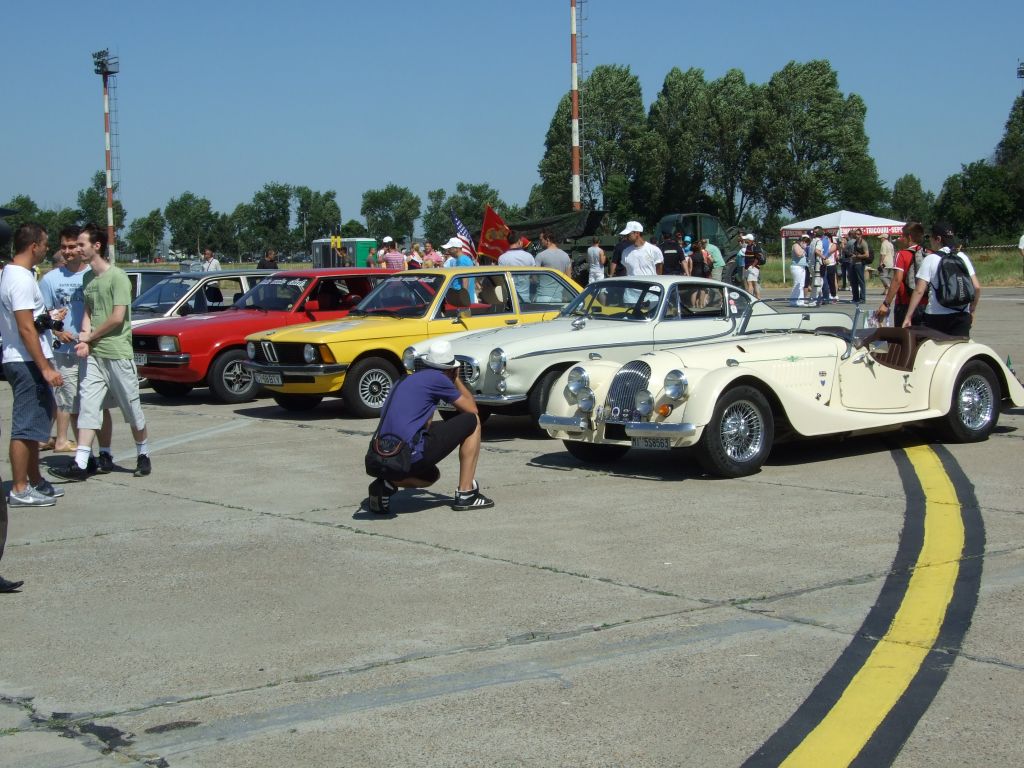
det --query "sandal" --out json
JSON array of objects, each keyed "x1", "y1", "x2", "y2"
[
  {"x1": 39, "y1": 439, "x2": 56, "y2": 451},
  {"x1": 54, "y1": 443, "x2": 78, "y2": 453}
]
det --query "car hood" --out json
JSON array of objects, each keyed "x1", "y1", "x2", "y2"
[
  {"x1": 131, "y1": 309, "x2": 295, "y2": 338},
  {"x1": 249, "y1": 314, "x2": 427, "y2": 343},
  {"x1": 643, "y1": 333, "x2": 845, "y2": 374},
  {"x1": 413, "y1": 316, "x2": 655, "y2": 359}
]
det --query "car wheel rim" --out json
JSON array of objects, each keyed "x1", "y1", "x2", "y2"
[
  {"x1": 359, "y1": 369, "x2": 392, "y2": 408},
  {"x1": 720, "y1": 400, "x2": 764, "y2": 462},
  {"x1": 957, "y1": 374, "x2": 994, "y2": 431},
  {"x1": 223, "y1": 361, "x2": 253, "y2": 394}
]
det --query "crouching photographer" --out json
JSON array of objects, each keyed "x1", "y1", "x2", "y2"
[{"x1": 0, "y1": 222, "x2": 65, "y2": 510}]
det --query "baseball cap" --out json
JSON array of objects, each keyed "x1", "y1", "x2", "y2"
[
  {"x1": 683, "y1": 235, "x2": 692, "y2": 243},
  {"x1": 382, "y1": 236, "x2": 394, "y2": 244},
  {"x1": 421, "y1": 340, "x2": 459, "y2": 370},
  {"x1": 742, "y1": 234, "x2": 755, "y2": 242},
  {"x1": 441, "y1": 237, "x2": 463, "y2": 250},
  {"x1": 619, "y1": 221, "x2": 643, "y2": 235}
]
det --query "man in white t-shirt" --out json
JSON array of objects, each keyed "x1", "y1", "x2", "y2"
[
  {"x1": 902, "y1": 222, "x2": 980, "y2": 337},
  {"x1": 0, "y1": 223, "x2": 65, "y2": 508},
  {"x1": 620, "y1": 221, "x2": 663, "y2": 276},
  {"x1": 201, "y1": 247, "x2": 221, "y2": 272}
]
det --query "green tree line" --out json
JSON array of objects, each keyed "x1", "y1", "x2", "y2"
[{"x1": 5, "y1": 62, "x2": 1022, "y2": 260}]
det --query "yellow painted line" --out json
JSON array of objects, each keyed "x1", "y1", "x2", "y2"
[{"x1": 780, "y1": 445, "x2": 963, "y2": 767}]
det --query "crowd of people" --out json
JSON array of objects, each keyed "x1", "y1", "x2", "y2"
[{"x1": 1, "y1": 222, "x2": 153, "y2": 591}]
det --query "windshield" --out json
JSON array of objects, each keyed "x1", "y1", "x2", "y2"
[
  {"x1": 234, "y1": 276, "x2": 310, "y2": 311},
  {"x1": 738, "y1": 300, "x2": 857, "y2": 337},
  {"x1": 132, "y1": 276, "x2": 199, "y2": 314},
  {"x1": 353, "y1": 274, "x2": 445, "y2": 318},
  {"x1": 559, "y1": 281, "x2": 665, "y2": 321}
]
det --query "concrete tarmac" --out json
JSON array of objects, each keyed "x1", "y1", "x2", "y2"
[{"x1": 1, "y1": 287, "x2": 1022, "y2": 767}]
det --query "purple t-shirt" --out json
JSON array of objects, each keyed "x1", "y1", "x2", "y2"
[{"x1": 378, "y1": 369, "x2": 461, "y2": 461}]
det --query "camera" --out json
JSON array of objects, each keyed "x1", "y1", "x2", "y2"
[{"x1": 34, "y1": 313, "x2": 64, "y2": 333}]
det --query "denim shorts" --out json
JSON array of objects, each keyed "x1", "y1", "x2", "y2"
[{"x1": 3, "y1": 361, "x2": 56, "y2": 442}]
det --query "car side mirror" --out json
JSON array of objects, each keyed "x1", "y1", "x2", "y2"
[
  {"x1": 452, "y1": 307, "x2": 471, "y2": 324},
  {"x1": 305, "y1": 299, "x2": 320, "y2": 313}
]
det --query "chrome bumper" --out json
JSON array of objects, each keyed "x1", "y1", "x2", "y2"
[
  {"x1": 624, "y1": 421, "x2": 697, "y2": 438},
  {"x1": 241, "y1": 360, "x2": 349, "y2": 376},
  {"x1": 538, "y1": 413, "x2": 589, "y2": 432},
  {"x1": 474, "y1": 393, "x2": 528, "y2": 405},
  {"x1": 139, "y1": 354, "x2": 190, "y2": 368}
]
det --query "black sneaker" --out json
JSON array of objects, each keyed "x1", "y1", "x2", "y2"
[
  {"x1": 452, "y1": 481, "x2": 494, "y2": 511},
  {"x1": 367, "y1": 478, "x2": 395, "y2": 515},
  {"x1": 49, "y1": 462, "x2": 90, "y2": 483},
  {"x1": 86, "y1": 454, "x2": 98, "y2": 474},
  {"x1": 134, "y1": 454, "x2": 152, "y2": 477},
  {"x1": 96, "y1": 453, "x2": 114, "y2": 474}
]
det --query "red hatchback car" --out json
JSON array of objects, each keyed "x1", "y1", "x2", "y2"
[{"x1": 132, "y1": 268, "x2": 389, "y2": 403}]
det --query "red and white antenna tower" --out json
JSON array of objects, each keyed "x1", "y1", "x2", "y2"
[
  {"x1": 92, "y1": 49, "x2": 120, "y2": 262},
  {"x1": 570, "y1": 0, "x2": 582, "y2": 211}
]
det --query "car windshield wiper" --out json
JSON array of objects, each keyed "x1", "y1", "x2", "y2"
[
  {"x1": 131, "y1": 304, "x2": 160, "y2": 313},
  {"x1": 363, "y1": 308, "x2": 403, "y2": 317}
]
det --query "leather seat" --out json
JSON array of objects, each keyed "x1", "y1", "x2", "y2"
[{"x1": 868, "y1": 327, "x2": 917, "y2": 371}]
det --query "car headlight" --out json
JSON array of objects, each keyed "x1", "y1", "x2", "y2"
[
  {"x1": 567, "y1": 366, "x2": 589, "y2": 395},
  {"x1": 402, "y1": 347, "x2": 417, "y2": 373},
  {"x1": 664, "y1": 369, "x2": 689, "y2": 400},
  {"x1": 577, "y1": 387, "x2": 596, "y2": 413},
  {"x1": 635, "y1": 389, "x2": 653, "y2": 416},
  {"x1": 157, "y1": 336, "x2": 179, "y2": 353},
  {"x1": 246, "y1": 341, "x2": 256, "y2": 360},
  {"x1": 303, "y1": 344, "x2": 318, "y2": 364},
  {"x1": 488, "y1": 348, "x2": 507, "y2": 375}
]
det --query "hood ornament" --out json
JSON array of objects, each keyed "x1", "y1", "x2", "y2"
[{"x1": 571, "y1": 316, "x2": 587, "y2": 330}]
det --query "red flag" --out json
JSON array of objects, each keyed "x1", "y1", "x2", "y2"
[{"x1": 477, "y1": 205, "x2": 511, "y2": 260}]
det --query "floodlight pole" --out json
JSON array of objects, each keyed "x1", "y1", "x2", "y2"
[
  {"x1": 570, "y1": 0, "x2": 581, "y2": 211},
  {"x1": 92, "y1": 50, "x2": 119, "y2": 262}
]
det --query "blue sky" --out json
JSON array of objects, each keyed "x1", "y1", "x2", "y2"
[{"x1": 2, "y1": 0, "x2": 1021, "y2": 231}]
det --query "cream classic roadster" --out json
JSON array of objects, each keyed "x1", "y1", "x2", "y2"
[{"x1": 540, "y1": 304, "x2": 1024, "y2": 477}]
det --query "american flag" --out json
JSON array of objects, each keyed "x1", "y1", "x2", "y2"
[{"x1": 450, "y1": 209, "x2": 477, "y2": 262}]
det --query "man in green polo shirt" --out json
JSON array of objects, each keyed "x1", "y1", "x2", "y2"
[{"x1": 50, "y1": 224, "x2": 152, "y2": 482}]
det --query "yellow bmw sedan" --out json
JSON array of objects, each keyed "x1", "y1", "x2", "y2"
[{"x1": 243, "y1": 266, "x2": 580, "y2": 416}]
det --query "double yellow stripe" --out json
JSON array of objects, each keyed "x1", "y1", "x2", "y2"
[{"x1": 781, "y1": 446, "x2": 964, "y2": 767}]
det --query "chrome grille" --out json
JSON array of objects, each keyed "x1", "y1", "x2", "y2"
[
  {"x1": 604, "y1": 360, "x2": 651, "y2": 424},
  {"x1": 412, "y1": 357, "x2": 476, "y2": 386}
]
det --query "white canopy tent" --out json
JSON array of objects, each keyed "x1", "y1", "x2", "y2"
[{"x1": 777, "y1": 210, "x2": 905, "y2": 283}]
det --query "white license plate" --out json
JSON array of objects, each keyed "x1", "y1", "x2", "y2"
[
  {"x1": 133, "y1": 353, "x2": 147, "y2": 366},
  {"x1": 254, "y1": 372, "x2": 282, "y2": 386},
  {"x1": 632, "y1": 437, "x2": 671, "y2": 450}
]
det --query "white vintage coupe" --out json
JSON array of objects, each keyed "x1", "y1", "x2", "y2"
[
  {"x1": 404, "y1": 276, "x2": 762, "y2": 423},
  {"x1": 540, "y1": 304, "x2": 1024, "y2": 477}
]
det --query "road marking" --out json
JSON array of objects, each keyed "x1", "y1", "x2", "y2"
[
  {"x1": 114, "y1": 419, "x2": 253, "y2": 462},
  {"x1": 745, "y1": 443, "x2": 984, "y2": 767}
]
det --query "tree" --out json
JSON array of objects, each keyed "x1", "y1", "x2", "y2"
[
  {"x1": 890, "y1": 174, "x2": 935, "y2": 223},
  {"x1": 1, "y1": 194, "x2": 80, "y2": 251},
  {"x1": 702, "y1": 70, "x2": 763, "y2": 225},
  {"x1": 77, "y1": 171, "x2": 126, "y2": 231},
  {"x1": 421, "y1": 182, "x2": 508, "y2": 244},
  {"x1": 230, "y1": 203, "x2": 260, "y2": 259},
  {"x1": 339, "y1": 219, "x2": 368, "y2": 238},
  {"x1": 293, "y1": 186, "x2": 342, "y2": 252},
  {"x1": 644, "y1": 67, "x2": 710, "y2": 218},
  {"x1": 934, "y1": 161, "x2": 1017, "y2": 242},
  {"x1": 250, "y1": 182, "x2": 292, "y2": 252},
  {"x1": 164, "y1": 192, "x2": 214, "y2": 255},
  {"x1": 360, "y1": 184, "x2": 420, "y2": 241},
  {"x1": 126, "y1": 209, "x2": 165, "y2": 262}
]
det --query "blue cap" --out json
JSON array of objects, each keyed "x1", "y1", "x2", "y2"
[{"x1": 683, "y1": 235, "x2": 692, "y2": 242}]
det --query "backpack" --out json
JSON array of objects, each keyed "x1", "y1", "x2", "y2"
[
  {"x1": 902, "y1": 246, "x2": 927, "y2": 296},
  {"x1": 755, "y1": 248, "x2": 766, "y2": 266},
  {"x1": 934, "y1": 249, "x2": 976, "y2": 310}
]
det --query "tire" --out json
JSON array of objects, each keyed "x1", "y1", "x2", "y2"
[
  {"x1": 208, "y1": 349, "x2": 260, "y2": 404},
  {"x1": 563, "y1": 440, "x2": 630, "y2": 464},
  {"x1": 939, "y1": 360, "x2": 999, "y2": 443},
  {"x1": 342, "y1": 357, "x2": 399, "y2": 418},
  {"x1": 149, "y1": 380, "x2": 194, "y2": 398},
  {"x1": 697, "y1": 385, "x2": 774, "y2": 478},
  {"x1": 272, "y1": 393, "x2": 323, "y2": 412},
  {"x1": 528, "y1": 368, "x2": 569, "y2": 435}
]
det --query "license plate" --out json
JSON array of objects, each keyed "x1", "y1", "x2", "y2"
[
  {"x1": 133, "y1": 353, "x2": 147, "y2": 366},
  {"x1": 254, "y1": 372, "x2": 282, "y2": 386},
  {"x1": 632, "y1": 437, "x2": 671, "y2": 450}
]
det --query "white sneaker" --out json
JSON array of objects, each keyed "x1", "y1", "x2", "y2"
[{"x1": 8, "y1": 486, "x2": 57, "y2": 507}]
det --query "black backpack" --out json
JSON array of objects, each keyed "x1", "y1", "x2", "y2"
[{"x1": 934, "y1": 249, "x2": 976, "y2": 310}]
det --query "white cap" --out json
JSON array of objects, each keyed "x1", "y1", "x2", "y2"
[
  {"x1": 619, "y1": 221, "x2": 643, "y2": 235},
  {"x1": 441, "y1": 237, "x2": 463, "y2": 250},
  {"x1": 421, "y1": 340, "x2": 459, "y2": 370},
  {"x1": 382, "y1": 236, "x2": 394, "y2": 244},
  {"x1": 742, "y1": 233, "x2": 755, "y2": 241}
]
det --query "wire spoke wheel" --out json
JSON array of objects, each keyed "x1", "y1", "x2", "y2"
[
  {"x1": 698, "y1": 385, "x2": 774, "y2": 478},
  {"x1": 956, "y1": 373, "x2": 994, "y2": 431},
  {"x1": 719, "y1": 400, "x2": 765, "y2": 462}
]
